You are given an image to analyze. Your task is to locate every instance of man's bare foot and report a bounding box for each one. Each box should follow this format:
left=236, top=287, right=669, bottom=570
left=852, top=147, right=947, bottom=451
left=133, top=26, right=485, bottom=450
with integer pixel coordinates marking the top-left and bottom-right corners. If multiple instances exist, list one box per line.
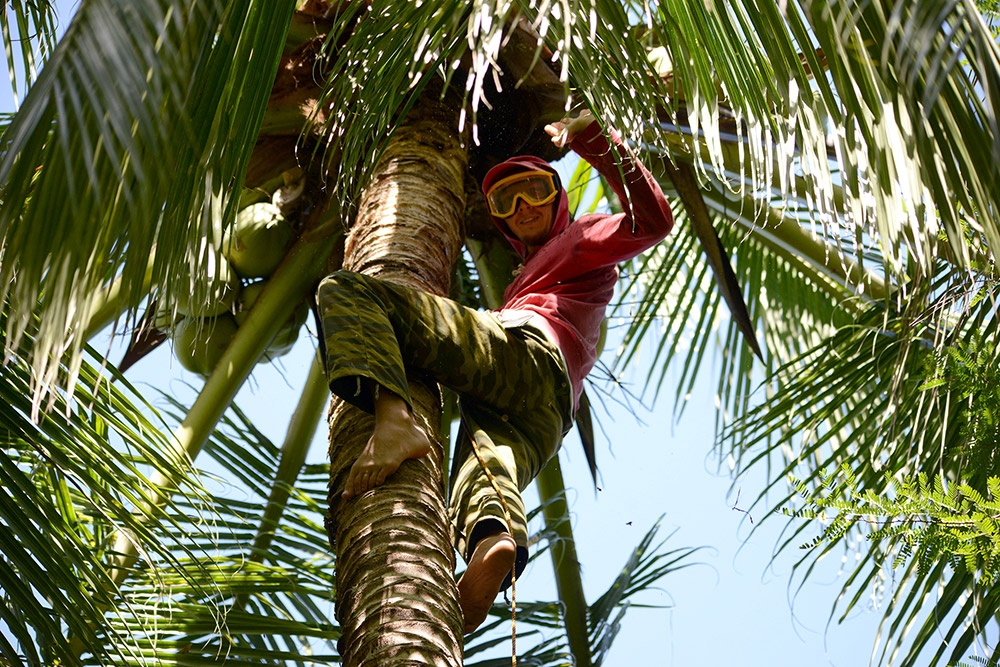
left=342, top=394, right=431, bottom=499
left=457, top=532, right=517, bottom=634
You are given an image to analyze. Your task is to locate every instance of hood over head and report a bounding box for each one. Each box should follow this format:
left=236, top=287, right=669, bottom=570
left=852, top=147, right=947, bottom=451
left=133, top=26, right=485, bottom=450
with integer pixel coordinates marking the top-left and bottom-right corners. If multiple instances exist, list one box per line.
left=482, top=155, right=569, bottom=259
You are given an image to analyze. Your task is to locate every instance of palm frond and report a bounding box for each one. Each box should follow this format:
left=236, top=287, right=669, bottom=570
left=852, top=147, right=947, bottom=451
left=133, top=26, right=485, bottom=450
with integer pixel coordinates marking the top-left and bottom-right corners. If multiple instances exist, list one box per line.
left=728, top=274, right=1000, bottom=665
left=465, top=617, right=569, bottom=666
left=0, top=335, right=223, bottom=665
left=734, top=277, right=999, bottom=500
left=0, top=0, right=296, bottom=407
left=550, top=0, right=667, bottom=133
left=312, top=0, right=472, bottom=206
left=641, top=0, right=1000, bottom=278
left=463, top=516, right=701, bottom=667
left=608, top=192, right=848, bottom=433
left=588, top=518, right=704, bottom=666
left=82, top=382, right=340, bottom=664
left=312, top=0, right=670, bottom=206
left=0, top=0, right=60, bottom=105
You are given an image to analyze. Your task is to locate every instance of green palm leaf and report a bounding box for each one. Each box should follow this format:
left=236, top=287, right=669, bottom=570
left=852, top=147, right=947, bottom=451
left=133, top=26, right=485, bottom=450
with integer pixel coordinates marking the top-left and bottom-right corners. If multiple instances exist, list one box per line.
left=5, top=0, right=1000, bottom=663
left=729, top=283, right=1000, bottom=664
left=0, top=1, right=59, bottom=105
left=0, top=332, right=223, bottom=664
left=588, top=519, right=703, bottom=666
left=0, top=0, right=295, bottom=408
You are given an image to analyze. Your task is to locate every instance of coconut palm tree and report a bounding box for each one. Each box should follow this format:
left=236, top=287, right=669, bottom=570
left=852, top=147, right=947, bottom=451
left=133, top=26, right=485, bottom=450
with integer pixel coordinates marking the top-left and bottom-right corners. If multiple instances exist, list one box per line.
left=2, top=0, right=1000, bottom=665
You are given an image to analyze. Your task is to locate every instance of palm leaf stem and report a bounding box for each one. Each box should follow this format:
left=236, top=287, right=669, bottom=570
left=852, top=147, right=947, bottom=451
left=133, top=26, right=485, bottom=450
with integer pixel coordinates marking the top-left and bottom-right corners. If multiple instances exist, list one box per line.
left=649, top=124, right=891, bottom=303
left=699, top=188, right=890, bottom=304
left=661, top=158, right=762, bottom=358
left=108, top=209, right=341, bottom=585
left=660, top=107, right=993, bottom=288
left=249, top=351, right=329, bottom=563
left=83, top=253, right=157, bottom=342
left=465, top=237, right=513, bottom=308
left=660, top=116, right=994, bottom=295
left=535, top=460, right=592, bottom=667
left=654, top=116, right=843, bottom=214
left=285, top=3, right=335, bottom=55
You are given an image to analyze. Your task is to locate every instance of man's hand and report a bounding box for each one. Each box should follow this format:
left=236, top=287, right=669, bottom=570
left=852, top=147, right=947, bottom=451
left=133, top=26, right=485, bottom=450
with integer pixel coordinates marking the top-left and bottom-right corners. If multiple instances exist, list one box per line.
left=545, top=109, right=596, bottom=148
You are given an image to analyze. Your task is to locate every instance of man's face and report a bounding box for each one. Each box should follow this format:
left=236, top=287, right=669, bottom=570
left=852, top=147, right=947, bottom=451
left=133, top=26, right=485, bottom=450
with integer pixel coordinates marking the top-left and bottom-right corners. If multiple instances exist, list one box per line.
left=507, top=199, right=555, bottom=254
left=485, top=168, right=559, bottom=255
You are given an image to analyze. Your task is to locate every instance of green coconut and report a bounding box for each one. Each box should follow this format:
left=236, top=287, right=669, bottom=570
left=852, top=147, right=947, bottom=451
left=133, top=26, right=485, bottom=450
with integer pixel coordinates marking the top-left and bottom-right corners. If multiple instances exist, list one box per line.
left=233, top=279, right=308, bottom=361
left=233, top=280, right=268, bottom=327
left=223, top=202, right=295, bottom=279
left=263, top=301, right=308, bottom=360
left=172, top=314, right=240, bottom=376
left=150, top=299, right=182, bottom=333
left=174, top=252, right=240, bottom=317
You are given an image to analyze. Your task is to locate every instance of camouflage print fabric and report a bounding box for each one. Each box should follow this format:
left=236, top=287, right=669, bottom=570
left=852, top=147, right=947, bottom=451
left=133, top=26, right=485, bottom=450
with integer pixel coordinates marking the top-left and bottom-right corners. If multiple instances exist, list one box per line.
left=315, top=270, right=573, bottom=586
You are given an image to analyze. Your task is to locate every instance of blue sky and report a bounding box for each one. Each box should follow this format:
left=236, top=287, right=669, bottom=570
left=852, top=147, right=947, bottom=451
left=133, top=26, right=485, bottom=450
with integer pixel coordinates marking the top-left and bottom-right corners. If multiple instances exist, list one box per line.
left=0, top=3, right=900, bottom=665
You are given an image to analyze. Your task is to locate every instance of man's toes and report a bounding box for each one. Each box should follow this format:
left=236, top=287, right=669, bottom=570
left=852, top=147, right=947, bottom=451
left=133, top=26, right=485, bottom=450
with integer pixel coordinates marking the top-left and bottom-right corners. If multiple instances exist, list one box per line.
left=343, top=466, right=363, bottom=499
left=355, top=469, right=371, bottom=495
left=342, top=460, right=398, bottom=500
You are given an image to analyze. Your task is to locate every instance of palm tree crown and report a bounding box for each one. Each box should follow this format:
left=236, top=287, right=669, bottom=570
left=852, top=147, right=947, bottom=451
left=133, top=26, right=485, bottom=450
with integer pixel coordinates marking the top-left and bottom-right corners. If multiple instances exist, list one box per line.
left=2, top=0, right=1000, bottom=665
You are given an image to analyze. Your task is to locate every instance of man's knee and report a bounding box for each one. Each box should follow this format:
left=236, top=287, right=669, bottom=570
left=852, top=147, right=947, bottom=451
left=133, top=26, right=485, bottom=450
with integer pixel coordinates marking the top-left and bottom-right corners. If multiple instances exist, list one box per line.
left=317, top=271, right=386, bottom=319
left=317, top=269, right=366, bottom=299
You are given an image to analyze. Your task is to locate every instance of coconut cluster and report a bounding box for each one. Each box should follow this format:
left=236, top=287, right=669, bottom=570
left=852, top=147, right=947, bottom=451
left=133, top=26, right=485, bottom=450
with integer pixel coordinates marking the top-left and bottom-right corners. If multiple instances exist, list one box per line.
left=159, top=180, right=307, bottom=377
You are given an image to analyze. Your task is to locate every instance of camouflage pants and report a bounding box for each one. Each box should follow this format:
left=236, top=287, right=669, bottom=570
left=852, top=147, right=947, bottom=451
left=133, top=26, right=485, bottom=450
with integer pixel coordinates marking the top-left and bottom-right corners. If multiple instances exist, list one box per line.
left=315, top=270, right=572, bottom=586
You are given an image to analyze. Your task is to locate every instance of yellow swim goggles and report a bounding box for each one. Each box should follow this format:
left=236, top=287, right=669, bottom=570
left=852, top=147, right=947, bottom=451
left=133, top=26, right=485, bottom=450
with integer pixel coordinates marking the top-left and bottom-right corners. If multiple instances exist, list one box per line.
left=485, top=170, right=559, bottom=218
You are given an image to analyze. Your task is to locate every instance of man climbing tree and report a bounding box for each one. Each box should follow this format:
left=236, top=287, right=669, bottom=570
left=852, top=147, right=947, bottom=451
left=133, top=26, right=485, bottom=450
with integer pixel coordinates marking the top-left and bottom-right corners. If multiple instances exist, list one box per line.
left=315, top=108, right=674, bottom=634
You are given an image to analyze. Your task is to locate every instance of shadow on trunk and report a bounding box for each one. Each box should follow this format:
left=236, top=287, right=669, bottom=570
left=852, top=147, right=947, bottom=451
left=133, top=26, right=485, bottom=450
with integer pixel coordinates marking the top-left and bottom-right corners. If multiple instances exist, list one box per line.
left=325, top=91, right=469, bottom=665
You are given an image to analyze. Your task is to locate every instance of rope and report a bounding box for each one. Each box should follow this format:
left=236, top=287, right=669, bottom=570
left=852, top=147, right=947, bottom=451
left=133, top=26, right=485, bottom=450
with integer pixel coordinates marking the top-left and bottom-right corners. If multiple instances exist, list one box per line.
left=468, top=431, right=518, bottom=667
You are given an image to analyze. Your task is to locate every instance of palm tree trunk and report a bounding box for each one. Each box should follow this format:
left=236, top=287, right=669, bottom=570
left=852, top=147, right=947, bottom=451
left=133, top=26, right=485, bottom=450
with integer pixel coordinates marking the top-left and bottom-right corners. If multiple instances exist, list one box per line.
left=325, top=92, right=468, bottom=666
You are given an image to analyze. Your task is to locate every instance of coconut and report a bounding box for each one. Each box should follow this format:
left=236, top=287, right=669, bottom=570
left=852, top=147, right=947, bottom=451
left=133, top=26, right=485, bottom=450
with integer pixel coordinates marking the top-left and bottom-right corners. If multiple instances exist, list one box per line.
left=264, top=301, right=308, bottom=360
left=233, top=279, right=308, bottom=361
left=149, top=299, right=182, bottom=334
left=233, top=280, right=267, bottom=327
left=223, top=202, right=294, bottom=279
left=262, top=335, right=297, bottom=362
left=172, top=314, right=240, bottom=377
left=174, top=252, right=240, bottom=317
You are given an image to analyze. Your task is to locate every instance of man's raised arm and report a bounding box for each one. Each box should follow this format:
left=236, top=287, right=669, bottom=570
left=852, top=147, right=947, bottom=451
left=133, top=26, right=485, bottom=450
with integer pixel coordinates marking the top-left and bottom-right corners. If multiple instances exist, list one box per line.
left=547, top=110, right=674, bottom=260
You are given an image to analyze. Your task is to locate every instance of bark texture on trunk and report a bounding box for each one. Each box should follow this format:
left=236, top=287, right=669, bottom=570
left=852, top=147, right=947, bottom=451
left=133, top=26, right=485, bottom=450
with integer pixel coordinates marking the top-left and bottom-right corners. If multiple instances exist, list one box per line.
left=326, top=93, right=468, bottom=666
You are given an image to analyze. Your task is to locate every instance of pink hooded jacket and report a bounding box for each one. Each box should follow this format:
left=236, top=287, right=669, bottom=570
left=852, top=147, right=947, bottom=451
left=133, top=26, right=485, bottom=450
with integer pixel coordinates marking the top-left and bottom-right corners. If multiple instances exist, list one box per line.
left=482, top=122, right=674, bottom=409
